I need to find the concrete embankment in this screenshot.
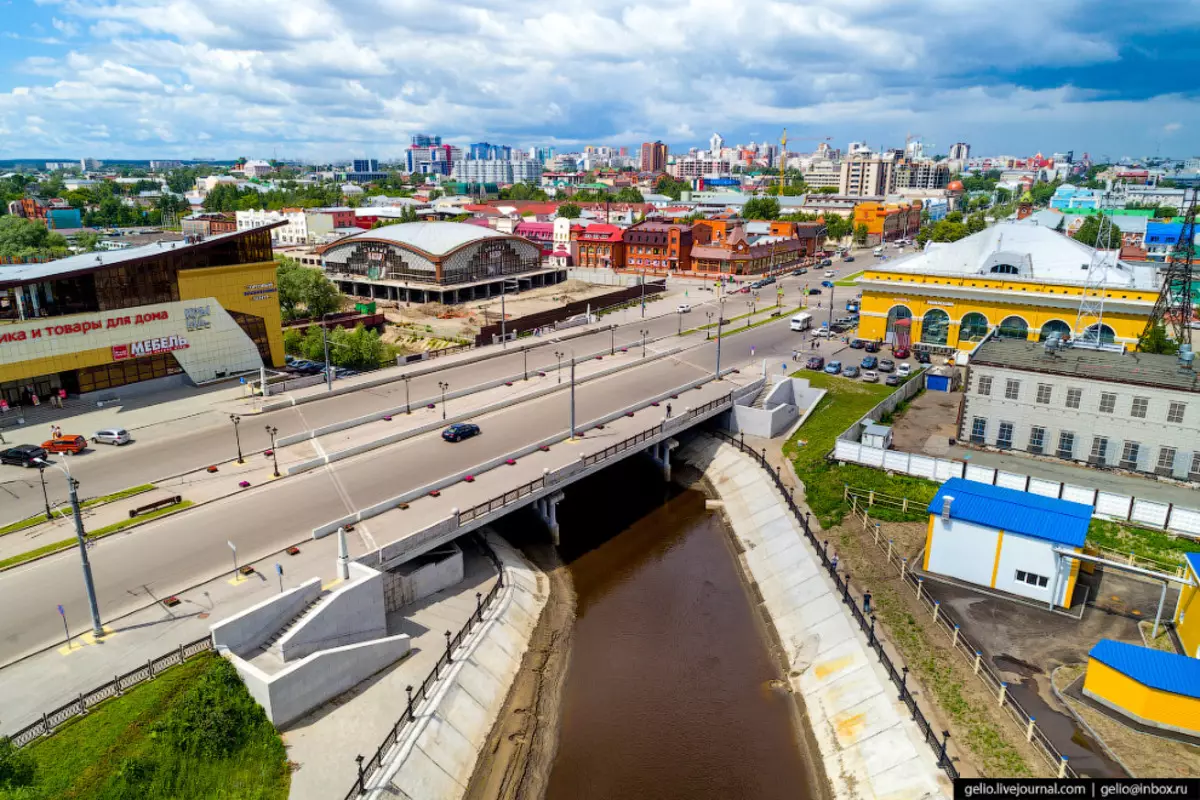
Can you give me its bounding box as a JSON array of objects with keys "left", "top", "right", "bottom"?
[
  {"left": 364, "top": 532, "right": 549, "bottom": 800},
  {"left": 678, "top": 435, "right": 952, "bottom": 800}
]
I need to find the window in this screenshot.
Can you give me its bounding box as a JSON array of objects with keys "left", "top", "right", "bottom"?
[
  {"left": 1120, "top": 441, "right": 1140, "bottom": 470},
  {"left": 977, "top": 376, "right": 993, "bottom": 396},
  {"left": 1015, "top": 570, "right": 1049, "bottom": 589},
  {"left": 1028, "top": 426, "right": 1046, "bottom": 453},
  {"left": 1191, "top": 453, "right": 1200, "bottom": 480},
  {"left": 1090, "top": 437, "right": 1108, "bottom": 462},
  {"left": 1099, "top": 393, "right": 1116, "bottom": 414},
  {"left": 1168, "top": 402, "right": 1186, "bottom": 424},
  {"left": 1157, "top": 447, "right": 1177, "bottom": 474},
  {"left": 1004, "top": 379, "right": 1020, "bottom": 400},
  {"left": 1065, "top": 388, "right": 1082, "bottom": 409},
  {"left": 970, "top": 417, "right": 987, "bottom": 444},
  {"left": 1036, "top": 384, "right": 1052, "bottom": 404},
  {"left": 997, "top": 422, "right": 1014, "bottom": 449},
  {"left": 1131, "top": 397, "right": 1148, "bottom": 419},
  {"left": 1057, "top": 431, "right": 1075, "bottom": 460}
]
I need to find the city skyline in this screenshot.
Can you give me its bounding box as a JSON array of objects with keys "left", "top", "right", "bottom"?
[{"left": 1, "top": 0, "right": 1198, "bottom": 160}]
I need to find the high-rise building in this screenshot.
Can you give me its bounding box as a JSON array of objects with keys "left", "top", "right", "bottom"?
[
  {"left": 949, "top": 142, "right": 971, "bottom": 161},
  {"left": 839, "top": 154, "right": 897, "bottom": 196},
  {"left": 411, "top": 134, "right": 441, "bottom": 148},
  {"left": 639, "top": 141, "right": 668, "bottom": 172},
  {"left": 709, "top": 132, "right": 724, "bottom": 157},
  {"left": 469, "top": 142, "right": 512, "bottom": 160},
  {"left": 895, "top": 160, "right": 951, "bottom": 190},
  {"left": 80, "top": 158, "right": 103, "bottom": 171},
  {"left": 406, "top": 136, "right": 458, "bottom": 175},
  {"left": 352, "top": 158, "right": 379, "bottom": 173}
]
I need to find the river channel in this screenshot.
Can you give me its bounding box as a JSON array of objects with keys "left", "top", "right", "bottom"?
[{"left": 541, "top": 458, "right": 820, "bottom": 800}]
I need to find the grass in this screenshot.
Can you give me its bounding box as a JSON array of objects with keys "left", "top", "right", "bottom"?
[
  {"left": 1086, "top": 518, "right": 1194, "bottom": 571},
  {"left": 722, "top": 305, "right": 808, "bottom": 337},
  {"left": 834, "top": 269, "right": 865, "bottom": 286},
  {"left": 0, "top": 501, "right": 193, "bottom": 571},
  {"left": 0, "top": 484, "right": 156, "bottom": 538},
  {"left": 4, "top": 652, "right": 290, "bottom": 800},
  {"left": 783, "top": 371, "right": 938, "bottom": 527}
]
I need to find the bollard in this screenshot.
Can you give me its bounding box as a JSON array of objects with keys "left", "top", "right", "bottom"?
[
  {"left": 951, "top": 625, "right": 960, "bottom": 648},
  {"left": 933, "top": 600, "right": 941, "bottom": 623},
  {"left": 999, "top": 682, "right": 1008, "bottom": 707},
  {"left": 1058, "top": 756, "right": 1068, "bottom": 778},
  {"left": 1026, "top": 716, "right": 1036, "bottom": 741},
  {"left": 868, "top": 490, "right": 875, "bottom": 506},
  {"left": 973, "top": 651, "right": 982, "bottom": 674},
  {"left": 887, "top": 538, "right": 894, "bottom": 561},
  {"left": 901, "top": 557, "right": 908, "bottom": 580},
  {"left": 114, "top": 674, "right": 122, "bottom": 696},
  {"left": 916, "top": 578, "right": 924, "bottom": 601},
  {"left": 873, "top": 522, "right": 881, "bottom": 545}
]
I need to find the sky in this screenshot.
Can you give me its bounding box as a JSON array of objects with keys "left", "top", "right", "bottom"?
[{"left": 1, "top": 0, "right": 1199, "bottom": 162}]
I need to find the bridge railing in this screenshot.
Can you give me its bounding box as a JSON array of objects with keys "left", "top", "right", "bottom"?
[
  {"left": 457, "top": 477, "right": 546, "bottom": 525},
  {"left": 581, "top": 425, "right": 663, "bottom": 467}
]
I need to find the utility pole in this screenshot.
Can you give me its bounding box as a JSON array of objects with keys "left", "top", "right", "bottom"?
[
  {"left": 640, "top": 329, "right": 648, "bottom": 358},
  {"left": 438, "top": 381, "right": 449, "bottom": 420},
  {"left": 265, "top": 425, "right": 280, "bottom": 477},
  {"left": 715, "top": 300, "right": 725, "bottom": 379},
  {"left": 39, "top": 458, "right": 102, "bottom": 638},
  {"left": 828, "top": 282, "right": 836, "bottom": 332},
  {"left": 569, "top": 353, "right": 576, "bottom": 440},
  {"left": 230, "top": 414, "right": 244, "bottom": 464},
  {"left": 403, "top": 374, "right": 411, "bottom": 414},
  {"left": 38, "top": 465, "right": 52, "bottom": 521},
  {"left": 555, "top": 350, "right": 563, "bottom": 384},
  {"left": 322, "top": 313, "right": 333, "bottom": 392}
]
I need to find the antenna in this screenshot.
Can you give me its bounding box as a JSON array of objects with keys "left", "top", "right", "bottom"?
[
  {"left": 1142, "top": 187, "right": 1196, "bottom": 350},
  {"left": 1073, "top": 195, "right": 1115, "bottom": 349}
]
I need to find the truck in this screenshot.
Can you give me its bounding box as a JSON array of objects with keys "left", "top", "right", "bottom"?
[{"left": 789, "top": 312, "right": 813, "bottom": 332}]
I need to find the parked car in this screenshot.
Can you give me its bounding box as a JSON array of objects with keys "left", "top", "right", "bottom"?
[
  {"left": 441, "top": 423, "right": 481, "bottom": 443},
  {"left": 42, "top": 435, "right": 87, "bottom": 455},
  {"left": 914, "top": 350, "right": 931, "bottom": 364},
  {"left": 893, "top": 346, "right": 911, "bottom": 359},
  {"left": 676, "top": 303, "right": 691, "bottom": 314},
  {"left": 843, "top": 255, "right": 855, "bottom": 262},
  {"left": 897, "top": 363, "right": 913, "bottom": 377},
  {"left": 1, "top": 444, "right": 47, "bottom": 467},
  {"left": 791, "top": 267, "right": 808, "bottom": 276},
  {"left": 805, "top": 356, "right": 825, "bottom": 370},
  {"left": 93, "top": 429, "right": 131, "bottom": 446},
  {"left": 861, "top": 370, "right": 879, "bottom": 382},
  {"left": 820, "top": 259, "right": 832, "bottom": 267},
  {"left": 820, "top": 280, "right": 834, "bottom": 288},
  {"left": 885, "top": 374, "right": 901, "bottom": 386},
  {"left": 823, "top": 360, "right": 843, "bottom": 375},
  {"left": 860, "top": 355, "right": 878, "bottom": 370},
  {"left": 864, "top": 341, "right": 881, "bottom": 353},
  {"left": 812, "top": 327, "right": 833, "bottom": 338},
  {"left": 849, "top": 339, "right": 866, "bottom": 349},
  {"left": 878, "top": 359, "right": 895, "bottom": 373},
  {"left": 842, "top": 364, "right": 860, "bottom": 378},
  {"left": 760, "top": 276, "right": 776, "bottom": 286}
]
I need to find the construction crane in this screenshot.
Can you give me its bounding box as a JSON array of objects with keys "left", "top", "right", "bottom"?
[
  {"left": 777, "top": 131, "right": 832, "bottom": 196},
  {"left": 1142, "top": 188, "right": 1196, "bottom": 348}
]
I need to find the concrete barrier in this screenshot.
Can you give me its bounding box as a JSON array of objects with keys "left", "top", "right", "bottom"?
[
  {"left": 210, "top": 577, "right": 321, "bottom": 656},
  {"left": 278, "top": 563, "right": 387, "bottom": 662}
]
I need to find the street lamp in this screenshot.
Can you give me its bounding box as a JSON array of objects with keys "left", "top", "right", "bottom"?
[
  {"left": 705, "top": 311, "right": 714, "bottom": 340},
  {"left": 265, "top": 425, "right": 280, "bottom": 478},
  {"left": 321, "top": 312, "right": 334, "bottom": 392},
  {"left": 610, "top": 326, "right": 615, "bottom": 356},
  {"left": 640, "top": 329, "right": 648, "bottom": 358},
  {"left": 35, "top": 457, "right": 103, "bottom": 638},
  {"left": 746, "top": 300, "right": 754, "bottom": 327},
  {"left": 438, "top": 381, "right": 449, "bottom": 420},
  {"left": 403, "top": 374, "right": 411, "bottom": 414},
  {"left": 677, "top": 309, "right": 684, "bottom": 335},
  {"left": 569, "top": 351, "right": 577, "bottom": 440},
  {"left": 715, "top": 299, "right": 725, "bottom": 379},
  {"left": 523, "top": 348, "right": 529, "bottom": 381},
  {"left": 229, "top": 414, "right": 244, "bottom": 464},
  {"left": 554, "top": 350, "right": 564, "bottom": 384},
  {"left": 37, "top": 464, "right": 52, "bottom": 521}
]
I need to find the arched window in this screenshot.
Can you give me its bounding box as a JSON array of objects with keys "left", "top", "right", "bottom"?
[
  {"left": 1038, "top": 320, "right": 1072, "bottom": 342},
  {"left": 921, "top": 309, "right": 950, "bottom": 345},
  {"left": 997, "top": 316, "right": 1029, "bottom": 340},
  {"left": 990, "top": 264, "right": 1020, "bottom": 275},
  {"left": 886, "top": 306, "right": 913, "bottom": 343},
  {"left": 1083, "top": 323, "right": 1116, "bottom": 345},
  {"left": 959, "top": 312, "right": 989, "bottom": 342}
]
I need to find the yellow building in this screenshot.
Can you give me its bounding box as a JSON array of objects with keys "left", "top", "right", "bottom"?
[
  {"left": 1082, "top": 638, "right": 1200, "bottom": 736},
  {"left": 856, "top": 223, "right": 1159, "bottom": 351},
  {"left": 0, "top": 226, "right": 284, "bottom": 407},
  {"left": 1177, "top": 554, "right": 1200, "bottom": 659}
]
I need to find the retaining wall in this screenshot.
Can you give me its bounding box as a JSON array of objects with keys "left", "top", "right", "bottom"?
[
  {"left": 278, "top": 562, "right": 387, "bottom": 662},
  {"left": 209, "top": 577, "right": 322, "bottom": 656}
]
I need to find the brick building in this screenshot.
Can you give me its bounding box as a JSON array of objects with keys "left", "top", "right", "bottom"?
[
  {"left": 623, "top": 221, "right": 695, "bottom": 273},
  {"left": 572, "top": 224, "right": 625, "bottom": 270}
]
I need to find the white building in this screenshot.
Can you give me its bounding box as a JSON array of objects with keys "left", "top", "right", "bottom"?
[
  {"left": 668, "top": 157, "right": 732, "bottom": 179},
  {"left": 840, "top": 154, "right": 897, "bottom": 196},
  {"left": 803, "top": 159, "right": 842, "bottom": 188},
  {"left": 239, "top": 160, "right": 274, "bottom": 178},
  {"left": 236, "top": 209, "right": 309, "bottom": 246}
]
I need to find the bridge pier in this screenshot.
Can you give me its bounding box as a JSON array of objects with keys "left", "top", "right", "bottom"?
[
  {"left": 646, "top": 438, "right": 679, "bottom": 482},
  {"left": 535, "top": 490, "right": 566, "bottom": 546}
]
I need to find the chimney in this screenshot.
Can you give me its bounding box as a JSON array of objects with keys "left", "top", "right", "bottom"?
[{"left": 941, "top": 495, "right": 954, "bottom": 521}]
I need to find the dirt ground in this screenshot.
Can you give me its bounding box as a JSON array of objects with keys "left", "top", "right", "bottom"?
[{"left": 889, "top": 388, "right": 962, "bottom": 455}]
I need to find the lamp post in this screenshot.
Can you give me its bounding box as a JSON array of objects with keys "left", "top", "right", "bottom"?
[
  {"left": 706, "top": 311, "right": 714, "bottom": 340},
  {"left": 523, "top": 348, "right": 528, "bottom": 381},
  {"left": 321, "top": 312, "right": 334, "bottom": 392},
  {"left": 554, "top": 350, "right": 564, "bottom": 384},
  {"left": 265, "top": 425, "right": 280, "bottom": 478},
  {"left": 610, "top": 326, "right": 615, "bottom": 355},
  {"left": 403, "top": 374, "right": 411, "bottom": 414},
  {"left": 38, "top": 464, "right": 52, "bottom": 521},
  {"left": 229, "top": 414, "right": 244, "bottom": 464},
  {"left": 746, "top": 299, "right": 754, "bottom": 328},
  {"left": 569, "top": 352, "right": 577, "bottom": 440},
  {"left": 677, "top": 309, "right": 684, "bottom": 335},
  {"left": 438, "top": 381, "right": 449, "bottom": 420},
  {"left": 36, "top": 457, "right": 102, "bottom": 638},
  {"left": 640, "top": 329, "right": 648, "bottom": 358},
  {"left": 715, "top": 300, "right": 725, "bottom": 379},
  {"left": 827, "top": 281, "right": 836, "bottom": 332}
]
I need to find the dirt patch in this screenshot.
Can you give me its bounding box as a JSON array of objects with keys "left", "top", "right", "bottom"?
[
  {"left": 888, "top": 388, "right": 962, "bottom": 455},
  {"left": 462, "top": 542, "right": 576, "bottom": 800}
]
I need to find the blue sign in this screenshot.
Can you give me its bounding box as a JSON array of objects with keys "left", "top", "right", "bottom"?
[
  {"left": 275, "top": 563, "right": 283, "bottom": 576},
  {"left": 57, "top": 604, "right": 64, "bottom": 616}
]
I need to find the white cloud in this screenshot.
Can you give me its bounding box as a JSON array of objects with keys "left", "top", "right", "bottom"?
[
  {"left": 51, "top": 17, "right": 79, "bottom": 37},
  {"left": 1163, "top": 122, "right": 1182, "bottom": 134}
]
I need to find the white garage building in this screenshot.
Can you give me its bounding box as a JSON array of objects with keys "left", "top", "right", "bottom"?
[{"left": 922, "top": 478, "right": 1089, "bottom": 608}]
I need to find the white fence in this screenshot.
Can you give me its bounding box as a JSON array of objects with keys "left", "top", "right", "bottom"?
[{"left": 833, "top": 440, "right": 1200, "bottom": 538}]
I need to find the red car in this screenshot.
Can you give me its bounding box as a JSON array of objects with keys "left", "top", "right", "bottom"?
[
  {"left": 892, "top": 347, "right": 911, "bottom": 359},
  {"left": 42, "top": 434, "right": 87, "bottom": 454}
]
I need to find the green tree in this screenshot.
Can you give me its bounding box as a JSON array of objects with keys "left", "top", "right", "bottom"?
[
  {"left": 742, "top": 197, "right": 781, "bottom": 220},
  {"left": 613, "top": 186, "right": 644, "bottom": 203},
  {"left": 74, "top": 231, "right": 102, "bottom": 252},
  {"left": 557, "top": 203, "right": 582, "bottom": 219},
  {"left": 852, "top": 223, "right": 869, "bottom": 245},
  {"left": 823, "top": 215, "right": 852, "bottom": 241},
  {"left": 816, "top": 186, "right": 839, "bottom": 194},
  {"left": 276, "top": 257, "right": 342, "bottom": 321},
  {"left": 1137, "top": 322, "right": 1179, "bottom": 355},
  {"left": 158, "top": 657, "right": 267, "bottom": 758},
  {"left": 966, "top": 212, "right": 987, "bottom": 234},
  {"left": 329, "top": 324, "right": 388, "bottom": 369},
  {"left": 654, "top": 175, "right": 689, "bottom": 201},
  {"left": 994, "top": 187, "right": 1012, "bottom": 205},
  {"left": 0, "top": 215, "right": 69, "bottom": 258},
  {"left": 283, "top": 328, "right": 303, "bottom": 355},
  {"left": 0, "top": 736, "right": 36, "bottom": 790},
  {"left": 1072, "top": 216, "right": 1122, "bottom": 249},
  {"left": 1029, "top": 180, "right": 1061, "bottom": 207},
  {"left": 1154, "top": 207, "right": 1178, "bottom": 218}
]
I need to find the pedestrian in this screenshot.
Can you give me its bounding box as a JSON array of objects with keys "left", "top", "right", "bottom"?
[
  {"left": 863, "top": 588, "right": 872, "bottom": 614},
  {"left": 665, "top": 402, "right": 672, "bottom": 418},
  {"left": 830, "top": 552, "right": 839, "bottom": 572}
]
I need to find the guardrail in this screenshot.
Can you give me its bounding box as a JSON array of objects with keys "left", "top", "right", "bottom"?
[
  {"left": 345, "top": 539, "right": 504, "bottom": 799},
  {"left": 9, "top": 636, "right": 214, "bottom": 747},
  {"left": 711, "top": 430, "right": 961, "bottom": 781},
  {"left": 457, "top": 477, "right": 547, "bottom": 525},
  {"left": 581, "top": 426, "right": 663, "bottom": 467}
]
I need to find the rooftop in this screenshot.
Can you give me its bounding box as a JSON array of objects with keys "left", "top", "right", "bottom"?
[
  {"left": 971, "top": 338, "right": 1200, "bottom": 394},
  {"left": 1186, "top": 552, "right": 1200, "bottom": 579},
  {"left": 329, "top": 221, "right": 513, "bottom": 256},
  {"left": 1088, "top": 639, "right": 1200, "bottom": 699},
  {"left": 927, "top": 477, "right": 1091, "bottom": 547}
]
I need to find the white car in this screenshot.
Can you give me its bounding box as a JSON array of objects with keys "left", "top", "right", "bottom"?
[
  {"left": 897, "top": 363, "right": 912, "bottom": 377},
  {"left": 824, "top": 270, "right": 835, "bottom": 278},
  {"left": 861, "top": 370, "right": 879, "bottom": 382},
  {"left": 812, "top": 328, "right": 833, "bottom": 338},
  {"left": 93, "top": 428, "right": 131, "bottom": 446},
  {"left": 677, "top": 303, "right": 691, "bottom": 313}
]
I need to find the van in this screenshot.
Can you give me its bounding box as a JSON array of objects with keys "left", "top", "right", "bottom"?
[{"left": 789, "top": 313, "right": 813, "bottom": 332}]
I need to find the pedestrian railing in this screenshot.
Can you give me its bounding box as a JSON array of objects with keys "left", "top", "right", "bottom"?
[
  {"left": 345, "top": 541, "right": 504, "bottom": 799},
  {"left": 581, "top": 426, "right": 663, "bottom": 467},
  {"left": 424, "top": 342, "right": 473, "bottom": 360},
  {"left": 686, "top": 394, "right": 732, "bottom": 420},
  {"left": 711, "top": 430, "right": 960, "bottom": 780},
  {"left": 457, "top": 477, "right": 546, "bottom": 525},
  {"left": 9, "top": 635, "right": 214, "bottom": 748},
  {"left": 844, "top": 498, "right": 1077, "bottom": 778}
]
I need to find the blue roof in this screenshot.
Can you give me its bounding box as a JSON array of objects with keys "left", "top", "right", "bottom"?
[
  {"left": 1185, "top": 553, "right": 1200, "bottom": 579},
  {"left": 1089, "top": 639, "right": 1200, "bottom": 699},
  {"left": 927, "top": 478, "right": 1090, "bottom": 547}
]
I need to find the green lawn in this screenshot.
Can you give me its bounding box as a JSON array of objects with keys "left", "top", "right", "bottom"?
[
  {"left": 0, "top": 484, "right": 155, "bottom": 538},
  {"left": 834, "top": 270, "right": 865, "bottom": 286},
  {"left": 722, "top": 306, "right": 807, "bottom": 337},
  {"left": 784, "top": 371, "right": 938, "bottom": 527},
  {"left": 1086, "top": 519, "right": 1195, "bottom": 571},
  {"left": 1, "top": 653, "right": 289, "bottom": 800}
]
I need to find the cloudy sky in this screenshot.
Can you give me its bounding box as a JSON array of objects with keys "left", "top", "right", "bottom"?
[{"left": 1, "top": 0, "right": 1198, "bottom": 161}]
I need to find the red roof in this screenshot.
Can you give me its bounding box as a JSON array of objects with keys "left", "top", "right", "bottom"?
[{"left": 576, "top": 223, "right": 623, "bottom": 242}]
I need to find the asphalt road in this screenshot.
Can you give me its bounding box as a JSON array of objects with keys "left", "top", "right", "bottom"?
[{"left": 0, "top": 307, "right": 822, "bottom": 664}]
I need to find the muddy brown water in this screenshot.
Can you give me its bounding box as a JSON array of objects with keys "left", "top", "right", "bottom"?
[{"left": 542, "top": 459, "right": 818, "bottom": 800}]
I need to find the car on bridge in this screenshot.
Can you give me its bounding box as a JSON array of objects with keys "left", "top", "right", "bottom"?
[
  {"left": 442, "top": 423, "right": 481, "bottom": 443},
  {"left": 42, "top": 435, "right": 87, "bottom": 455},
  {"left": 1, "top": 444, "right": 48, "bottom": 468}
]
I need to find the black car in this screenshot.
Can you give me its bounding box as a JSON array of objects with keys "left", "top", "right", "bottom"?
[
  {"left": 864, "top": 341, "right": 881, "bottom": 353},
  {"left": 760, "top": 276, "right": 776, "bottom": 286},
  {"left": 915, "top": 350, "right": 932, "bottom": 364},
  {"left": 844, "top": 255, "right": 855, "bottom": 262},
  {"left": 807, "top": 288, "right": 822, "bottom": 295},
  {"left": 442, "top": 423, "right": 481, "bottom": 442},
  {"left": 791, "top": 268, "right": 808, "bottom": 276},
  {"left": 1, "top": 444, "right": 47, "bottom": 467},
  {"left": 849, "top": 339, "right": 866, "bottom": 349}
]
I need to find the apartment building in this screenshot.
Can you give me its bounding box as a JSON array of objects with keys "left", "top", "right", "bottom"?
[{"left": 839, "top": 154, "right": 897, "bottom": 196}]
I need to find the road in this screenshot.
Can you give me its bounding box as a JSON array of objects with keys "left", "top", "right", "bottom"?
[{"left": 0, "top": 308, "right": 819, "bottom": 665}]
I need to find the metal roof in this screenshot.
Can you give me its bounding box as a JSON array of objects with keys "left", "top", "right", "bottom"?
[
  {"left": 971, "top": 339, "right": 1200, "bottom": 395},
  {"left": 335, "top": 222, "right": 510, "bottom": 256},
  {"left": 1186, "top": 553, "right": 1200, "bottom": 580},
  {"left": 1088, "top": 638, "right": 1200, "bottom": 699},
  {"left": 927, "top": 478, "right": 1091, "bottom": 547}
]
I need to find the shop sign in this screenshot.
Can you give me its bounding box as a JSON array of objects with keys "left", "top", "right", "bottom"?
[
  {"left": 243, "top": 282, "right": 277, "bottom": 300},
  {"left": 112, "top": 335, "right": 189, "bottom": 361},
  {"left": 927, "top": 300, "right": 955, "bottom": 307}
]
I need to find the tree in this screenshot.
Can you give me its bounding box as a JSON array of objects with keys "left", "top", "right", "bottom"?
[
  {"left": 994, "top": 187, "right": 1012, "bottom": 205},
  {"left": 966, "top": 212, "right": 987, "bottom": 234},
  {"left": 1029, "top": 180, "right": 1060, "bottom": 207},
  {"left": 613, "top": 186, "right": 644, "bottom": 203},
  {"left": 0, "top": 215, "right": 69, "bottom": 258},
  {"left": 329, "top": 324, "right": 388, "bottom": 369},
  {"left": 0, "top": 736, "right": 36, "bottom": 790},
  {"left": 654, "top": 175, "right": 689, "bottom": 201},
  {"left": 742, "top": 197, "right": 781, "bottom": 220},
  {"left": 276, "top": 257, "right": 341, "bottom": 321},
  {"left": 557, "top": 203, "right": 582, "bottom": 219},
  {"left": 1072, "top": 216, "right": 1122, "bottom": 249},
  {"left": 1137, "top": 322, "right": 1179, "bottom": 355},
  {"left": 74, "top": 231, "right": 102, "bottom": 252},
  {"left": 1154, "top": 207, "right": 1178, "bottom": 218},
  {"left": 823, "top": 215, "right": 852, "bottom": 241},
  {"left": 852, "top": 223, "right": 869, "bottom": 246},
  {"left": 816, "top": 186, "right": 839, "bottom": 194}
]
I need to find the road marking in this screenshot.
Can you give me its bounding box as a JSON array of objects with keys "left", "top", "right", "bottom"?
[
  {"left": 322, "top": 578, "right": 344, "bottom": 592},
  {"left": 227, "top": 573, "right": 253, "bottom": 586},
  {"left": 57, "top": 626, "right": 115, "bottom": 656}
]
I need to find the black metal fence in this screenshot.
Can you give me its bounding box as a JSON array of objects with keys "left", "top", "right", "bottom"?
[
  {"left": 10, "top": 635, "right": 214, "bottom": 748},
  {"left": 711, "top": 430, "right": 959, "bottom": 780},
  {"left": 457, "top": 476, "right": 546, "bottom": 524},
  {"left": 581, "top": 426, "right": 662, "bottom": 467},
  {"left": 345, "top": 543, "right": 505, "bottom": 798}
]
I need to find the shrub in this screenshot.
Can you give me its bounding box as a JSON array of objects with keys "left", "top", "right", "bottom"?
[
  {"left": 0, "top": 737, "right": 35, "bottom": 790},
  {"left": 157, "top": 658, "right": 269, "bottom": 758}
]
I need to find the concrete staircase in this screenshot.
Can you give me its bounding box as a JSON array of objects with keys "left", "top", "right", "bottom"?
[
  {"left": 749, "top": 383, "right": 773, "bottom": 409},
  {"left": 265, "top": 594, "right": 325, "bottom": 659}
]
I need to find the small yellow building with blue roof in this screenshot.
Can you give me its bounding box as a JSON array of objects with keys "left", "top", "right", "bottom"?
[
  {"left": 1082, "top": 638, "right": 1200, "bottom": 737},
  {"left": 1175, "top": 553, "right": 1200, "bottom": 660}
]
